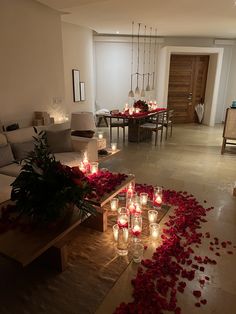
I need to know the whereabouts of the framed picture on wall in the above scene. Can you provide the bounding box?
[80,82,86,101]
[72,69,80,102]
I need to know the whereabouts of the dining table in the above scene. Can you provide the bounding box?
[106,108,167,143]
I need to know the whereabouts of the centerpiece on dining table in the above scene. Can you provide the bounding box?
[133,100,149,113]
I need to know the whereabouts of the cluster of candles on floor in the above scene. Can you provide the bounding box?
[97,132,117,152]
[111,182,163,259]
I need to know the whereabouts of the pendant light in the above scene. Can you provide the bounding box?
[141,25,147,98]
[146,27,152,91]
[128,21,134,98]
[135,23,141,98]
[152,29,157,90]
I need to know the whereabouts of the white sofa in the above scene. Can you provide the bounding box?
[0,127,98,203]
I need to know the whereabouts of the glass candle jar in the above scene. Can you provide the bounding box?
[113,224,119,242]
[132,242,144,263]
[148,210,158,223]
[131,215,142,241]
[117,207,129,228]
[153,186,163,209]
[140,192,148,206]
[117,227,129,256]
[110,197,119,211]
[149,223,160,240]
[98,131,104,139]
[90,162,99,174]
[111,142,117,152]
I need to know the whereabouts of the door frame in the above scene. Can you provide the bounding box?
[156,46,224,126]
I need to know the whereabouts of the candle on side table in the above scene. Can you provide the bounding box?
[111,142,117,152]
[98,131,104,139]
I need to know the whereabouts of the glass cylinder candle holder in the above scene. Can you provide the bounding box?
[148,210,158,223]
[132,242,144,263]
[113,224,119,242]
[131,215,142,241]
[149,223,160,240]
[90,162,99,174]
[98,131,104,139]
[126,181,135,198]
[111,142,117,152]
[153,186,163,209]
[117,207,129,228]
[117,227,129,256]
[140,192,148,206]
[110,197,119,211]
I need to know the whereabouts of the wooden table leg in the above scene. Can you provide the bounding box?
[39,244,68,272]
[82,208,108,232]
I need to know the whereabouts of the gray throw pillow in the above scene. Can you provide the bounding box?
[0,144,15,167]
[46,129,72,153]
[11,140,35,161]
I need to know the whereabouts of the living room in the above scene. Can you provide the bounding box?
[0,0,236,314]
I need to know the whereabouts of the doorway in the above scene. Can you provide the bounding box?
[167,54,209,123]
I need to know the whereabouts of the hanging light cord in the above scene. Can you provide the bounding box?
[136,23,141,87]
[153,28,157,88]
[130,21,134,90]
[142,25,147,90]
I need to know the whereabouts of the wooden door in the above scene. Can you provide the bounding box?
[167,55,209,123]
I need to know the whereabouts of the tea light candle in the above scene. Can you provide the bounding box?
[90,162,99,174]
[140,193,148,205]
[125,103,129,110]
[135,203,142,214]
[110,197,119,211]
[128,202,136,214]
[149,223,159,239]
[98,131,103,139]
[111,142,117,152]
[129,108,134,115]
[113,224,119,241]
[148,210,158,223]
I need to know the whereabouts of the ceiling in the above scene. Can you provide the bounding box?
[37,0,236,38]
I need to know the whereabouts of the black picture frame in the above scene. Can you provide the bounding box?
[80,82,86,101]
[72,69,81,102]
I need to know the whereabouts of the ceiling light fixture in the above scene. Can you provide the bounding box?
[128,21,135,98]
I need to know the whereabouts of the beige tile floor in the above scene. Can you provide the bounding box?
[96,123,236,314]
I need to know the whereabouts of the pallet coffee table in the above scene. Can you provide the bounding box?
[0,174,134,271]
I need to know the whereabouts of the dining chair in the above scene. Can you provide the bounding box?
[109,110,128,143]
[139,111,165,146]
[163,109,174,139]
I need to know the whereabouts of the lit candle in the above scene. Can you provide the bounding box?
[135,203,142,214]
[113,224,119,241]
[148,210,158,223]
[140,193,148,206]
[132,225,141,237]
[90,162,99,174]
[129,108,134,115]
[111,142,117,152]
[153,186,163,208]
[98,131,103,139]
[110,198,119,211]
[128,202,136,214]
[149,223,159,239]
[125,103,129,110]
[118,216,128,228]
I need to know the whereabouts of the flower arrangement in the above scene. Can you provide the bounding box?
[133,100,149,112]
[11,129,96,223]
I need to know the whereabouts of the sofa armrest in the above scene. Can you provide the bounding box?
[71,136,98,162]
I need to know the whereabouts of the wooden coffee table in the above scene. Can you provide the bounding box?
[0,174,134,271]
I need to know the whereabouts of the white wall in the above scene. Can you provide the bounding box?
[0,0,65,127]
[62,22,95,115]
[94,36,235,123]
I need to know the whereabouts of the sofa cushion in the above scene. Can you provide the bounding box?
[5,127,35,144]
[0,133,7,146]
[0,144,15,167]
[11,140,35,161]
[54,152,83,168]
[46,129,72,153]
[0,163,21,177]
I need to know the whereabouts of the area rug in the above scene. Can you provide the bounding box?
[0,187,170,314]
